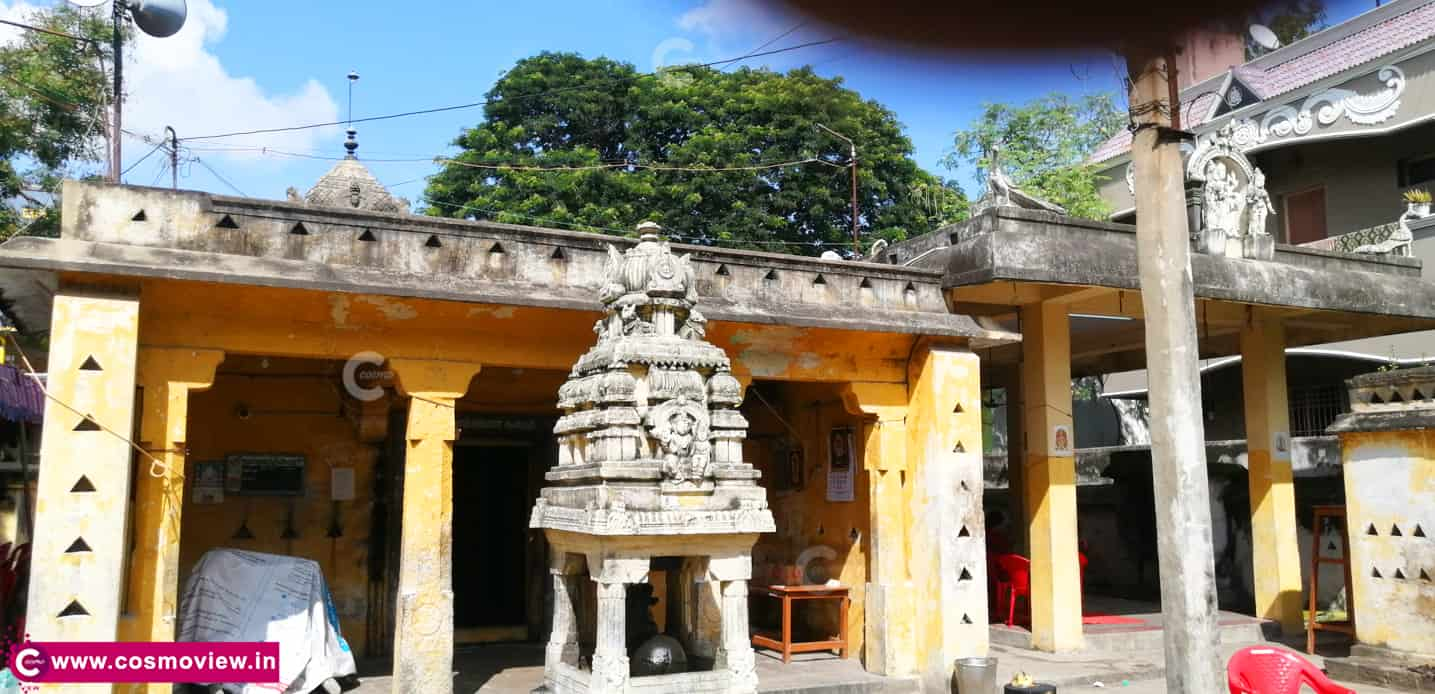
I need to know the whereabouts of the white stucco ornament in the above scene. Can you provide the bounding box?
[1186,123,1275,259]
[1230,65,1405,148]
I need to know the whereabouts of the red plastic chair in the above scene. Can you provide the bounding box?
[991,554,1031,628]
[1226,646,1355,694]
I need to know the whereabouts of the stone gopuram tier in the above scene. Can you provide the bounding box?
[531,224,775,694]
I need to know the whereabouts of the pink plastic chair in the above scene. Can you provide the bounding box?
[1226,646,1355,694]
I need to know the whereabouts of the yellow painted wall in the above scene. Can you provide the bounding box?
[179,356,380,656]
[748,382,868,657]
[1341,428,1435,656]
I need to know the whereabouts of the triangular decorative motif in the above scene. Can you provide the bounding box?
[79,356,102,371]
[58,600,89,617]
[1369,392,1385,405]
[1327,541,1338,553]
[715,264,730,277]
[958,479,970,491]
[958,567,973,581]
[763,269,778,281]
[1415,524,1426,538]
[1367,524,1379,536]
[73,416,100,432]
[1390,390,1405,403]
[903,282,916,293]
[489,242,506,254]
[953,441,966,453]
[215,214,239,229]
[953,402,964,413]
[1372,566,1383,579]
[812,274,827,286]
[70,475,96,493]
[958,525,971,537]
[550,246,567,260]
[1392,524,1403,537]
[961,613,973,624]
[357,229,377,242]
[859,277,873,289]
[64,537,91,553]
[425,235,442,248]
[232,520,255,540]
[1421,569,1432,582]
[1415,388,1428,401]
[1394,568,1407,580]
[290,222,309,236]
[131,210,146,222]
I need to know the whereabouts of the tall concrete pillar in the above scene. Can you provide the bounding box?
[841,382,914,677]
[27,286,140,660]
[1018,302,1084,652]
[122,346,224,694]
[388,359,480,694]
[906,341,989,691]
[1240,308,1303,634]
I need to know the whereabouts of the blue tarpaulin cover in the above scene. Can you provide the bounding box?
[0,366,42,424]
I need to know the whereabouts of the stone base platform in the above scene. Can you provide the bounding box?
[1325,643,1435,692]
[352,644,917,694]
[989,596,1269,653]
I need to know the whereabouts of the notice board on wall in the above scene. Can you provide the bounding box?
[225,453,306,496]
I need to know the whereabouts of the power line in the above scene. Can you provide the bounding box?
[190,156,247,197]
[120,140,166,177]
[179,37,844,142]
[722,21,806,72]
[0,17,98,44]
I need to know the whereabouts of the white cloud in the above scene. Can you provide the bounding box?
[1,0,337,167]
[123,0,338,159]
[677,0,791,39]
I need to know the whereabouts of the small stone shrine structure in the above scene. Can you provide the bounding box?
[1184,122,1277,260]
[1324,366,1435,690]
[530,223,775,694]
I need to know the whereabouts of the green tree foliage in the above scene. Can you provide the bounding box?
[0,4,118,240]
[944,93,1124,221]
[424,52,962,254]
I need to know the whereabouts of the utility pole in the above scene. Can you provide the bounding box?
[166,125,178,190]
[109,0,125,183]
[817,123,859,254]
[1125,41,1222,693]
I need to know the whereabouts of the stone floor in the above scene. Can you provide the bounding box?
[990,595,1270,652]
[351,643,917,694]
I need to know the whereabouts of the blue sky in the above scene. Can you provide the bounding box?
[3,0,1386,205]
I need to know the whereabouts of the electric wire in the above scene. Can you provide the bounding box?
[120,139,166,177]
[179,37,844,142]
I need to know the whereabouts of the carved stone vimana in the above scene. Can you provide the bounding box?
[530,223,775,694]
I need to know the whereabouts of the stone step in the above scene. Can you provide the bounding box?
[1326,651,1435,692]
[990,616,1268,653]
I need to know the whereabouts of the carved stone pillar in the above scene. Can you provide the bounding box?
[718,579,758,693]
[546,553,584,674]
[590,581,630,694]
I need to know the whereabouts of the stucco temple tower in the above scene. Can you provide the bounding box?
[530,224,775,694]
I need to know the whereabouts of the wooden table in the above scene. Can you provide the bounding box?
[749,584,849,663]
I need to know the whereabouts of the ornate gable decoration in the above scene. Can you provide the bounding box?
[1229,65,1405,148]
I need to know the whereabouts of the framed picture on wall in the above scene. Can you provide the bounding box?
[192,460,225,504]
[827,427,855,502]
[772,439,805,493]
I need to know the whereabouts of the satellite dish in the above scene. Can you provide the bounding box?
[1249,24,1281,51]
[131,0,187,38]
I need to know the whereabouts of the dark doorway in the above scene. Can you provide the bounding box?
[453,444,531,641]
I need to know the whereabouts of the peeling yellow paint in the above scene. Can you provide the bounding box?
[359,296,419,320]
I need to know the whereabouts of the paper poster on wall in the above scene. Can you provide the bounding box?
[827,427,855,502]
[1050,424,1074,457]
[192,460,225,504]
[1273,431,1291,461]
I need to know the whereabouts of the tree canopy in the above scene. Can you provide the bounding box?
[424,52,963,254]
[944,92,1124,220]
[0,4,117,240]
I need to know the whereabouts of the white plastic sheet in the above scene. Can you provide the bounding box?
[178,549,356,694]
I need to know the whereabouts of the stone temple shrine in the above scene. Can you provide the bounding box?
[529,223,776,693]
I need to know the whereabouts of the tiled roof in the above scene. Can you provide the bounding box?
[1090,0,1435,164]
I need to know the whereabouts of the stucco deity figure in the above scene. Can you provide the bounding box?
[1203,160,1244,234]
[1245,169,1274,237]
[651,398,712,483]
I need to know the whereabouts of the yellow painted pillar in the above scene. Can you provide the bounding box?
[1240,309,1303,634]
[388,358,480,694]
[121,349,224,647]
[905,341,988,691]
[1019,301,1084,652]
[841,382,914,677]
[26,286,140,658]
